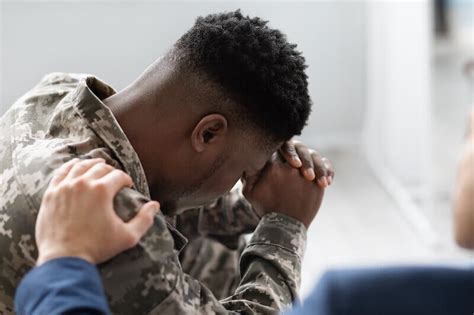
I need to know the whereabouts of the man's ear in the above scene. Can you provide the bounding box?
[191,114,228,153]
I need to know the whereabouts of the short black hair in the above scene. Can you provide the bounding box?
[171,10,312,142]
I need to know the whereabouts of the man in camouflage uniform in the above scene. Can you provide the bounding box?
[0,11,332,314]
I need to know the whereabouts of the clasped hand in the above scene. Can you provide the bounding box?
[243,140,334,228]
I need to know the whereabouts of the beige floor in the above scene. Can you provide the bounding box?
[300,148,473,297]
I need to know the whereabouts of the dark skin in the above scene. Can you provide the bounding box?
[104,57,334,227]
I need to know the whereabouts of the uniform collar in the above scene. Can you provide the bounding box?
[69,75,188,251]
[71,75,151,198]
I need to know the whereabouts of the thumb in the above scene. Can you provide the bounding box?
[125,201,160,244]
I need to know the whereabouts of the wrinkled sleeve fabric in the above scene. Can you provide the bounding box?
[94,183,307,314]
[177,185,262,250]
[222,213,307,314]
[14,258,110,315]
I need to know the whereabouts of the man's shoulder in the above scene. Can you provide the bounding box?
[0,71,113,214]
[13,72,96,111]
[3,72,87,123]
[36,72,90,88]
[2,73,85,204]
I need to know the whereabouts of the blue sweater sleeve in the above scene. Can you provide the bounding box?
[15,257,110,315]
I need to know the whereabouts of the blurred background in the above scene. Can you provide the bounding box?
[0,0,473,298]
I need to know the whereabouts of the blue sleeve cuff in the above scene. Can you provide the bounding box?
[15,257,110,315]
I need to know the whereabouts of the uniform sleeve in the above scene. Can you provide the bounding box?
[176,184,261,250]
[103,187,307,314]
[14,258,110,315]
[222,213,307,313]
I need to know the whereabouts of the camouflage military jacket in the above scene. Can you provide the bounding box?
[0,73,307,314]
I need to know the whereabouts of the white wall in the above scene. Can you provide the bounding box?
[364,1,435,244]
[0,1,3,106]
[0,1,367,148]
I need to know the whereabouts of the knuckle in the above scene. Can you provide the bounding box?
[311,154,325,167]
[56,183,69,194]
[77,177,89,185]
[63,182,77,193]
[283,143,296,153]
[53,168,66,177]
[117,171,132,183]
[112,169,123,176]
[72,178,88,190]
[42,190,54,202]
[322,157,332,166]
[77,160,90,167]
[101,163,114,171]
[125,232,139,248]
[298,145,310,154]
[122,172,132,181]
[93,181,109,193]
[286,148,297,156]
[94,163,107,171]
[72,163,87,172]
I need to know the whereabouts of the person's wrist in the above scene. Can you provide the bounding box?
[36,246,95,266]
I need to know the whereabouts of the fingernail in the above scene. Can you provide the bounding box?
[305,169,315,180]
[317,177,326,188]
[293,156,302,167]
[322,177,329,187]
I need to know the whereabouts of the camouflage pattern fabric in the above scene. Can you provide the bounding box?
[0,73,307,314]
